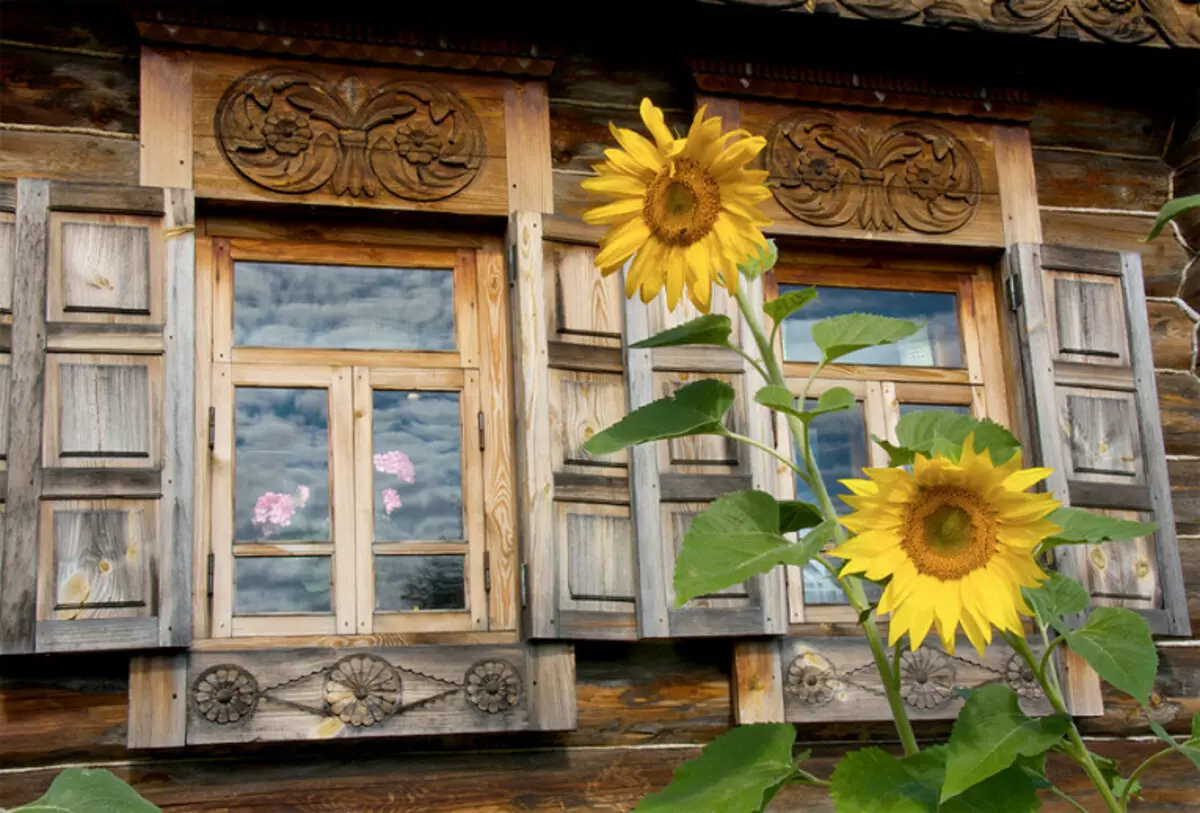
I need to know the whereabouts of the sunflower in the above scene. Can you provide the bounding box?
[829,435,1060,656]
[581,98,773,313]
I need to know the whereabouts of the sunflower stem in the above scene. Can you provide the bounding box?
[721,429,807,479]
[734,283,920,758]
[1005,632,1123,813]
[726,342,771,383]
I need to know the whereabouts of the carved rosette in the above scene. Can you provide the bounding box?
[1005,653,1044,700]
[193,664,259,724]
[215,68,484,201]
[767,112,981,234]
[323,654,403,726]
[785,653,839,706]
[464,659,522,714]
[899,648,957,710]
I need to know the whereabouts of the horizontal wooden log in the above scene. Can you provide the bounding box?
[1033,148,1169,212]
[1169,458,1200,537]
[1031,95,1174,157]
[1158,372,1200,457]
[1179,534,1200,635]
[1147,301,1197,372]
[1041,210,1192,298]
[0,130,138,186]
[0,44,138,134]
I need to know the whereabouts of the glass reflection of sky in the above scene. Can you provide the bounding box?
[235,557,331,614]
[795,397,872,605]
[898,403,971,419]
[375,555,465,611]
[781,285,963,368]
[233,262,455,351]
[235,388,330,543]
[373,391,463,542]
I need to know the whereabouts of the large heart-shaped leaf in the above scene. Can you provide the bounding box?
[1023,573,1090,627]
[831,747,937,813]
[941,684,1070,801]
[764,286,817,325]
[634,724,798,813]
[584,379,735,456]
[1040,507,1157,551]
[1146,193,1200,241]
[631,314,733,349]
[811,313,921,363]
[778,500,824,533]
[1062,607,1158,704]
[11,768,160,813]
[674,491,827,605]
[894,411,1020,465]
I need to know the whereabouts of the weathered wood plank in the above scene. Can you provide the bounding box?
[1041,210,1190,297]
[0,44,138,133]
[126,653,188,749]
[1033,148,1170,211]
[1158,371,1200,457]
[0,130,139,186]
[1147,300,1196,371]
[0,178,49,655]
[1170,458,1200,536]
[47,182,163,216]
[1031,96,1174,157]
[139,48,193,189]
[504,81,553,215]
[35,617,157,653]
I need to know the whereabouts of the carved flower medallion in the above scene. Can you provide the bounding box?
[1005,653,1044,699]
[193,664,259,724]
[899,648,957,710]
[324,654,403,726]
[394,113,446,166]
[262,101,314,156]
[465,659,522,714]
[785,655,837,706]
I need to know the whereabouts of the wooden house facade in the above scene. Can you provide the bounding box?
[0,1,1198,809]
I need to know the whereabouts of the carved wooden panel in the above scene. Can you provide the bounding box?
[780,637,1052,722]
[39,500,154,622]
[47,212,164,327]
[1049,273,1130,366]
[562,504,636,608]
[187,645,542,743]
[0,215,13,314]
[736,101,1004,247]
[44,354,163,469]
[193,53,509,215]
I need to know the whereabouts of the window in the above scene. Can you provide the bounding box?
[765,257,1010,624]
[203,236,511,639]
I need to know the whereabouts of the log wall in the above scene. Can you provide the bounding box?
[1,3,1198,810]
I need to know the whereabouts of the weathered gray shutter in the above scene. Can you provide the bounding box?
[509,211,785,640]
[0,178,195,654]
[1005,243,1189,636]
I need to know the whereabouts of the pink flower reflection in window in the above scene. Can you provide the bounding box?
[251,485,312,537]
[374,450,416,484]
[382,488,403,515]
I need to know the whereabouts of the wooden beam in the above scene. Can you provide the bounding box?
[127,653,189,748]
[139,47,194,189]
[504,82,553,215]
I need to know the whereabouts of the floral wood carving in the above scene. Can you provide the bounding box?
[215,68,485,201]
[324,654,403,726]
[898,648,956,710]
[785,651,840,706]
[766,112,982,234]
[192,664,259,724]
[465,659,523,714]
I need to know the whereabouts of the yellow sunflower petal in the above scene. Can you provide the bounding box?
[709,135,767,180]
[594,218,651,272]
[609,123,664,174]
[581,197,644,226]
[580,174,647,199]
[1002,467,1054,493]
[639,98,674,150]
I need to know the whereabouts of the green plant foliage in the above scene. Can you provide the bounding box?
[1147,716,1200,772]
[763,286,817,324]
[1039,508,1157,551]
[737,239,779,281]
[673,491,831,605]
[10,768,160,813]
[1061,608,1158,705]
[778,500,824,533]
[631,314,733,349]
[754,385,853,423]
[634,724,799,813]
[811,314,922,364]
[1146,194,1200,241]
[941,684,1070,801]
[892,411,1020,465]
[583,379,735,456]
[1023,573,1090,625]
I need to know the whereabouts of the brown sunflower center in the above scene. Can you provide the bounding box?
[901,486,997,580]
[643,157,721,247]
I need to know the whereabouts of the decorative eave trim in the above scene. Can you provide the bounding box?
[692,58,1036,123]
[132,9,559,78]
[704,0,1200,50]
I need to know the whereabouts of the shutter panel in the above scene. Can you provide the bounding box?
[509,211,785,640]
[1007,243,1189,636]
[0,179,195,654]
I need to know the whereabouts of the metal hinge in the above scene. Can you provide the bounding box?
[206,553,214,597]
[483,551,491,593]
[519,561,529,608]
[1004,272,1023,312]
[478,411,485,452]
[207,406,216,451]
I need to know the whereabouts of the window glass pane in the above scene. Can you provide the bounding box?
[375,555,465,611]
[898,403,971,419]
[235,556,331,614]
[234,262,455,351]
[781,285,963,367]
[235,388,330,543]
[372,390,463,542]
[792,397,877,605]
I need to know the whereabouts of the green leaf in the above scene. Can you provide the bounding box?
[874,435,916,467]
[764,286,816,324]
[631,314,733,349]
[811,313,922,364]
[830,747,937,813]
[584,379,735,456]
[11,768,160,813]
[939,767,1041,813]
[1147,718,1200,772]
[738,239,779,282]
[755,384,854,424]
[894,411,1020,465]
[778,500,824,533]
[815,386,855,415]
[1062,607,1157,704]
[1146,194,1200,241]
[1023,573,1090,627]
[674,491,828,605]
[634,723,797,813]
[1040,507,1157,551]
[941,683,1070,801]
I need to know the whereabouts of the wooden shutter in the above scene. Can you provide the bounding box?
[1006,243,1189,636]
[509,211,785,640]
[0,178,195,654]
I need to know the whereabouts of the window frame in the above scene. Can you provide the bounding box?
[765,254,1012,627]
[197,228,514,645]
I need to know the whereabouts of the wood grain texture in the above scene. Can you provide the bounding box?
[1041,210,1191,297]
[504,82,553,214]
[1,178,49,654]
[1147,300,1196,371]
[733,639,784,724]
[1033,148,1170,211]
[0,130,139,186]
[47,503,149,619]
[139,48,193,189]
[1171,458,1200,536]
[995,125,1043,244]
[126,653,188,749]
[1158,371,1200,456]
[0,215,14,313]
[0,44,138,134]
